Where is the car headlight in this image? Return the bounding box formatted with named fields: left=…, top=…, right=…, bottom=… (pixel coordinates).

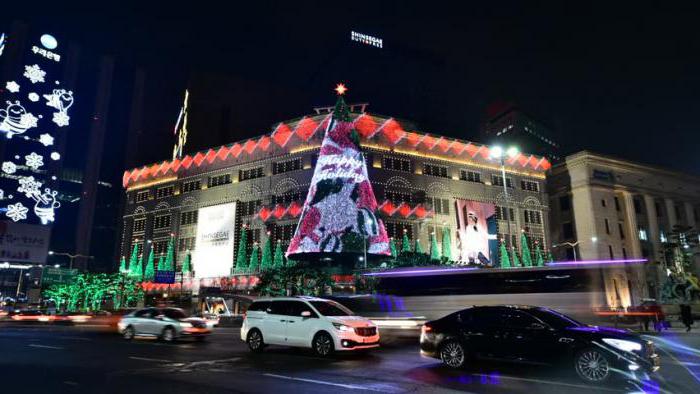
left=602, top=338, right=642, bottom=353
left=179, top=322, right=193, bottom=328
left=332, top=323, right=353, bottom=332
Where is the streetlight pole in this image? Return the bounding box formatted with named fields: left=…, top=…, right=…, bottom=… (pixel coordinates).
left=490, top=146, right=519, bottom=252
left=553, top=237, right=597, bottom=262
left=48, top=251, right=94, bottom=270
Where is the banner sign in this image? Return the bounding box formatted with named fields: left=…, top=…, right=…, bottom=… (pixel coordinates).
left=193, top=202, right=236, bottom=278
left=41, top=267, right=77, bottom=285
left=0, top=221, right=50, bottom=263
left=455, top=200, right=497, bottom=264
left=154, top=270, right=175, bottom=284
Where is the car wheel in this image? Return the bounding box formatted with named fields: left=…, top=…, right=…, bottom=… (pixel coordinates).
left=247, top=329, right=264, bottom=353
left=440, top=340, right=467, bottom=368
left=313, top=332, right=334, bottom=357
left=161, top=327, right=176, bottom=343
left=123, top=325, right=135, bottom=340
left=575, top=348, right=611, bottom=383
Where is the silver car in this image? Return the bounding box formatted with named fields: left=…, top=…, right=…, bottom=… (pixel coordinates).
left=118, top=307, right=211, bottom=342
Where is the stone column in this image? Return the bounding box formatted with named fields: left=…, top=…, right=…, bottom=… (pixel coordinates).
left=643, top=195, right=661, bottom=259
left=665, top=198, right=678, bottom=228
left=621, top=191, right=642, bottom=258
left=684, top=202, right=696, bottom=228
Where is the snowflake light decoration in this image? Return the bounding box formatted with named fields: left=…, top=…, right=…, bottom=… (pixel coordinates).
left=6, top=202, right=28, bottom=222
left=28, top=92, right=39, bottom=102
left=50, top=152, right=60, bottom=160
left=17, top=176, right=42, bottom=198
left=25, top=152, right=44, bottom=170
left=5, top=81, right=19, bottom=93
left=1, top=161, right=16, bottom=174
left=23, top=64, right=46, bottom=84
left=20, top=112, right=38, bottom=129
left=38, top=133, right=54, bottom=146
left=52, top=111, right=69, bottom=127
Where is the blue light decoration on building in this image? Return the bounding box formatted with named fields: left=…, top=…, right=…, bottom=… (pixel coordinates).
left=0, top=32, right=73, bottom=225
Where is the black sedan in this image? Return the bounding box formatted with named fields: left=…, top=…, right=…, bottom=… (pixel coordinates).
left=420, top=305, right=660, bottom=383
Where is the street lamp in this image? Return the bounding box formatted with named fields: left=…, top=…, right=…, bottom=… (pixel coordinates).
left=552, top=237, right=596, bottom=262
left=48, top=251, right=94, bottom=270
left=490, top=145, right=519, bottom=250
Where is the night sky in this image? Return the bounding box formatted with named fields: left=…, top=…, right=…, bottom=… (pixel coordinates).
left=4, top=1, right=700, bottom=182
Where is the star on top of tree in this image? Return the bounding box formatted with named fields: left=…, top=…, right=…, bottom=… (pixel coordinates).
left=334, top=83, right=348, bottom=95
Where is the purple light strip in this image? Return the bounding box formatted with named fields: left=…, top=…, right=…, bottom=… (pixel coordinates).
left=547, top=258, right=647, bottom=266
left=363, top=267, right=480, bottom=277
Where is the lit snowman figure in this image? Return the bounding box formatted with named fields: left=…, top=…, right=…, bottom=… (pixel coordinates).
left=0, top=100, right=38, bottom=137
left=33, top=188, right=60, bottom=225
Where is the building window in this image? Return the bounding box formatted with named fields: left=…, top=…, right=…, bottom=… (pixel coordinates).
left=272, top=192, right=301, bottom=205
left=523, top=210, right=542, bottom=225
left=495, top=206, right=515, bottom=221
left=559, top=195, right=571, bottom=211
left=428, top=197, right=450, bottom=215
left=633, top=199, right=642, bottom=214
left=244, top=228, right=261, bottom=254
left=181, top=180, right=201, bottom=193
left=180, top=211, right=198, bottom=226
left=239, top=167, right=265, bottom=181
left=608, top=245, right=614, bottom=259
left=133, top=217, right=146, bottom=233
left=601, top=199, right=606, bottom=208
left=492, top=175, right=513, bottom=188
left=459, top=170, right=481, bottom=183
left=240, top=200, right=262, bottom=216
left=638, top=227, right=648, bottom=241
left=152, top=239, right=168, bottom=256
left=618, top=223, right=625, bottom=239
left=604, top=218, right=610, bottom=234
left=614, top=197, right=620, bottom=211
left=385, top=191, right=412, bottom=203
left=272, top=223, right=296, bottom=245
left=273, top=158, right=302, bottom=175
left=135, top=190, right=150, bottom=203
left=153, top=214, right=171, bottom=230
left=562, top=222, right=574, bottom=239
left=655, top=202, right=663, bottom=217
left=384, top=221, right=413, bottom=241
left=156, top=185, right=174, bottom=199
left=208, top=173, right=231, bottom=188
left=178, top=237, right=196, bottom=252
left=423, top=163, right=449, bottom=178
left=498, top=233, right=518, bottom=248
left=382, top=157, right=411, bottom=172
left=521, top=180, right=540, bottom=192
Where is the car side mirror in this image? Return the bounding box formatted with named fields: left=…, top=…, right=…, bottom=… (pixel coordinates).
left=529, top=323, right=546, bottom=330
left=301, top=311, right=312, bottom=318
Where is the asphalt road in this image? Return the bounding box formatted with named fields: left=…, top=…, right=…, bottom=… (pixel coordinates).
left=1, top=323, right=699, bottom=394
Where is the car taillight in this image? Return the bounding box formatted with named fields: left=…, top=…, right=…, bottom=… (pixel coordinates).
left=422, top=324, right=433, bottom=334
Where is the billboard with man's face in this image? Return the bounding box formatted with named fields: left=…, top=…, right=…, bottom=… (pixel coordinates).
left=455, top=200, right=497, bottom=264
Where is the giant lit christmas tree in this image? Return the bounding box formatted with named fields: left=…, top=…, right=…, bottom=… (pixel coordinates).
left=286, top=84, right=390, bottom=260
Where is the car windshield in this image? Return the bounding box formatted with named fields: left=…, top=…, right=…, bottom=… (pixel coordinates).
left=309, top=301, right=354, bottom=316
left=529, top=308, right=583, bottom=329
left=161, top=308, right=188, bottom=320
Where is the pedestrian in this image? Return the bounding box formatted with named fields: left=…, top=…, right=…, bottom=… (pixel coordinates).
left=680, top=304, right=693, bottom=332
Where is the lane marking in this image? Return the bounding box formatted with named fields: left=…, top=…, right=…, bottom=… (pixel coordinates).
left=28, top=344, right=64, bottom=350
left=263, top=373, right=389, bottom=391
left=129, top=356, right=173, bottom=363
left=60, top=336, right=92, bottom=341
left=469, top=373, right=619, bottom=392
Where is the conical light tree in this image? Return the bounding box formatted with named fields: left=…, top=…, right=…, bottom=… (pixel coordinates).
left=273, top=240, right=285, bottom=269
left=520, top=233, right=533, bottom=267
left=389, top=238, right=398, bottom=259
left=511, top=247, right=521, bottom=268
left=234, top=226, right=248, bottom=273
left=131, top=252, right=143, bottom=281
left=248, top=244, right=259, bottom=272
left=144, top=249, right=155, bottom=281
left=500, top=239, right=511, bottom=268
left=441, top=227, right=451, bottom=262
left=534, top=243, right=544, bottom=267
left=157, top=255, right=164, bottom=271
left=286, top=85, right=390, bottom=259
left=415, top=238, right=424, bottom=254
left=127, top=244, right=139, bottom=275
left=402, top=231, right=411, bottom=253
left=547, top=249, right=555, bottom=263
left=119, top=256, right=127, bottom=274
left=163, top=236, right=175, bottom=271
left=430, top=233, right=441, bottom=261
left=260, top=237, right=272, bottom=271
left=181, top=251, right=192, bottom=274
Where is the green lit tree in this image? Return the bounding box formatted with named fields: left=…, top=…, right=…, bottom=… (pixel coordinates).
left=511, top=246, right=521, bottom=268
left=163, top=236, right=175, bottom=271
left=430, top=233, right=441, bottom=261
left=389, top=238, right=398, bottom=259
left=130, top=250, right=143, bottom=281
left=273, top=240, right=285, bottom=269
left=414, top=238, right=424, bottom=254
left=441, top=227, right=451, bottom=262
left=534, top=243, right=544, bottom=267
left=547, top=249, right=555, bottom=263
left=260, top=237, right=272, bottom=271
left=181, top=251, right=192, bottom=274
left=144, top=249, right=155, bottom=281
left=401, top=231, right=411, bottom=253
left=234, top=226, right=249, bottom=273
left=520, top=233, right=533, bottom=267
left=500, top=239, right=511, bottom=268
left=157, top=255, right=164, bottom=271
left=127, top=243, right=139, bottom=276
left=248, top=243, right=259, bottom=273
left=118, top=256, right=127, bottom=274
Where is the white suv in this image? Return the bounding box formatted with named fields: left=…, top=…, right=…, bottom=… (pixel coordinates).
left=241, top=297, right=380, bottom=356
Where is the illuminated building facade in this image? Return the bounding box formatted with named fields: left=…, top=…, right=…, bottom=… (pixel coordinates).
left=120, top=107, right=552, bottom=286
left=549, top=151, right=700, bottom=307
